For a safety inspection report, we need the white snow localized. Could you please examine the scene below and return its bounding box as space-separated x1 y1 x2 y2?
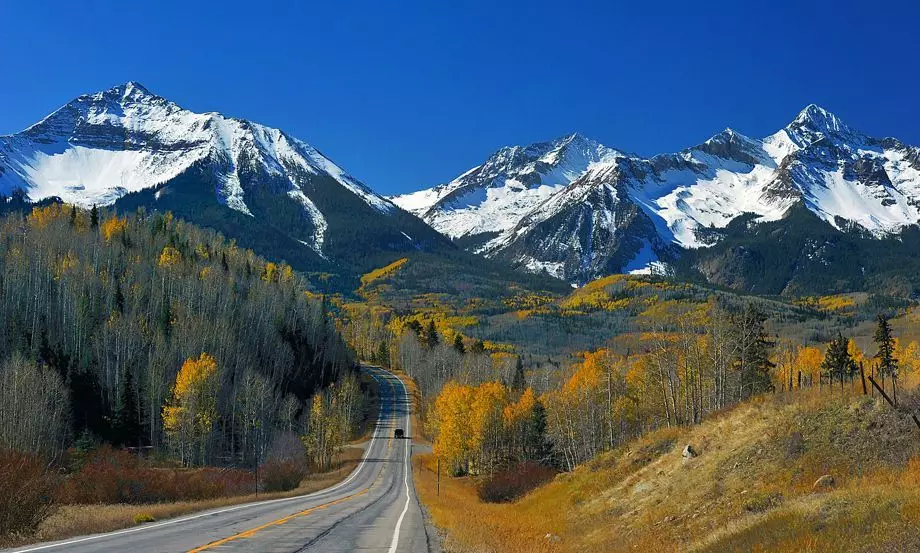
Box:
397 105 920 282
0 82 398 231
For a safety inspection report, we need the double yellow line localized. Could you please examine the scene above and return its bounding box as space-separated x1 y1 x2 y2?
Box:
187 371 399 552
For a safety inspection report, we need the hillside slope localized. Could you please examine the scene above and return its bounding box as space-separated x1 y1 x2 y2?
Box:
416 389 920 552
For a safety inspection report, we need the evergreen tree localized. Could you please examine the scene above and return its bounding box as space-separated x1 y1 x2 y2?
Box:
471 339 486 354
821 333 857 388
452 334 465 354
375 340 390 368
525 398 552 464
90 204 99 228
874 314 897 379
874 313 899 402
405 320 423 338
730 304 775 398
510 356 526 392
424 321 439 349
112 371 141 446
69 204 77 227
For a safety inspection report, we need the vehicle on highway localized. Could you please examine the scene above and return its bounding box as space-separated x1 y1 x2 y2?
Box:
394 428 405 439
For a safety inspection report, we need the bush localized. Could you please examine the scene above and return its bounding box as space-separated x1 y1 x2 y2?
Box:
260 459 306 492
58 446 255 504
477 462 557 503
0 449 59 536
133 513 156 524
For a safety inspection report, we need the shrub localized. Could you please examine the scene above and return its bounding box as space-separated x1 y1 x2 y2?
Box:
133 513 156 524
477 462 557 503
0 449 59 536
58 446 255 504
260 459 305 492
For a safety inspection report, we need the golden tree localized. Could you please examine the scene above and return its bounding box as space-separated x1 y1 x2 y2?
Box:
163 353 218 466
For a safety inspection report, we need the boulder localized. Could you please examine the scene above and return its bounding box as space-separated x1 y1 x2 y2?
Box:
682 444 698 459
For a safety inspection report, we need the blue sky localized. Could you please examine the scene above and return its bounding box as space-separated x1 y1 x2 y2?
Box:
2 0 918 195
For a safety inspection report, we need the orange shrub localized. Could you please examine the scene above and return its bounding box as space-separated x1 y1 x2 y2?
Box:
0 449 59 536
58 446 255 504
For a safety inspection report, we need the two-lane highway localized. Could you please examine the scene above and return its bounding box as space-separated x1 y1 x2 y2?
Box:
5 367 432 553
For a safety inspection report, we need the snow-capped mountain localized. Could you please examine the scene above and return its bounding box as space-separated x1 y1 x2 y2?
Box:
0 82 449 269
394 105 920 285
392 133 625 248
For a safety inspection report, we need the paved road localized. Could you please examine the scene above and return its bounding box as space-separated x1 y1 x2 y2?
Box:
6 367 433 553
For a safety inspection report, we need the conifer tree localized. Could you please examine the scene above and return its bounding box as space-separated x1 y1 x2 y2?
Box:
90 204 99 228
425 321 439 349
453 334 465 354
874 314 898 402
821 333 856 389
510 356 526 393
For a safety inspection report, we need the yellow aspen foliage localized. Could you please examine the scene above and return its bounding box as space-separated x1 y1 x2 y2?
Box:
162 353 218 465
158 246 182 268
360 257 408 286
53 251 78 280
430 381 475 472
280 263 294 283
28 204 68 228
101 216 128 241
848 339 866 366
795 346 824 383
262 262 278 282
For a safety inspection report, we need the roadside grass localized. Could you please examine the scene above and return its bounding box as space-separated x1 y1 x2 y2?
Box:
0 447 364 549
417 386 920 552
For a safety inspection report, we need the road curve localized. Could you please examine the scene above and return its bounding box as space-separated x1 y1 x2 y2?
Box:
4 367 433 553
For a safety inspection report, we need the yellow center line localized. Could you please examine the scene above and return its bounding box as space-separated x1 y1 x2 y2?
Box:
186 486 371 552
187 371 399 552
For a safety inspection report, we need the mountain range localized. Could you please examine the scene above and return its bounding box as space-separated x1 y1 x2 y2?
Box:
393 106 920 291
3 82 920 295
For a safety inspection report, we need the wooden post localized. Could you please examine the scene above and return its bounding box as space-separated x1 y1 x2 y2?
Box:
860 362 867 395
868 376 895 408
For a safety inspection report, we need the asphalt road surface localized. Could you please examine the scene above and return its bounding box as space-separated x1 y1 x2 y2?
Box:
5 367 434 553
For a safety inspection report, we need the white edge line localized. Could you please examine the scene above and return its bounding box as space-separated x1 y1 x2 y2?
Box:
7 367 389 553
387 372 412 553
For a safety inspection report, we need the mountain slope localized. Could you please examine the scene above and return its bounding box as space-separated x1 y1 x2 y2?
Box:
0 82 452 276
395 105 920 289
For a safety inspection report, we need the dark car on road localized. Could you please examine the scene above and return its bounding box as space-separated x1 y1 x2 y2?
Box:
394 428 405 439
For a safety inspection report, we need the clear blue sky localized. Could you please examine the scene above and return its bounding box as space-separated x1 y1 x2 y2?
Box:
2 0 918 195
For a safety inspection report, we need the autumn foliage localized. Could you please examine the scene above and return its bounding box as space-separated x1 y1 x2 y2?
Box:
163 353 218 466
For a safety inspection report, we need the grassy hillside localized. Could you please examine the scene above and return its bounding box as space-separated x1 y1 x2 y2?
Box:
416 386 920 552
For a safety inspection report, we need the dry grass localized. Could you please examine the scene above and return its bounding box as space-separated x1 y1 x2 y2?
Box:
0 447 364 549
418 387 920 553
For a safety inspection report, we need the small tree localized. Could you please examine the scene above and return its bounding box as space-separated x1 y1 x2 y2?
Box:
874 314 899 403
90 204 99 229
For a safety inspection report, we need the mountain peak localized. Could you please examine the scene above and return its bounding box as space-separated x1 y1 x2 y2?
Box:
789 104 849 135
